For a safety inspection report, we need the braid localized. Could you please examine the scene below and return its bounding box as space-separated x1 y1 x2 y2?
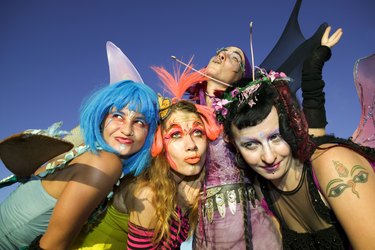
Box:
240 169 252 250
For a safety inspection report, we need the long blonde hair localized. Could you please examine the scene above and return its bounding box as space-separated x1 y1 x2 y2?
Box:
135 153 199 244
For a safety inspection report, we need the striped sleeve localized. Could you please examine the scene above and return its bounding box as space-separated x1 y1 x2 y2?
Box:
127 207 190 250
127 222 156 250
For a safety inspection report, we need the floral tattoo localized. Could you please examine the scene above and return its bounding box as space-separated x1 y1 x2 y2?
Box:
325 160 369 199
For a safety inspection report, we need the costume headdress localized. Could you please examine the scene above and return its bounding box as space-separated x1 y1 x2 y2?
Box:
213 68 290 123
80 41 159 176
151 61 221 157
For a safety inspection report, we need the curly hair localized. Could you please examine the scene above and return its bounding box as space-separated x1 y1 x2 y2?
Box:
134 154 199 245
131 100 217 245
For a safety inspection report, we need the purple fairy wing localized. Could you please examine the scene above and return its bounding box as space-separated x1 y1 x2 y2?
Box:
106 41 144 84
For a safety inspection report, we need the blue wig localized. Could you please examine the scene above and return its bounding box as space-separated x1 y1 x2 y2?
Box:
79 80 159 176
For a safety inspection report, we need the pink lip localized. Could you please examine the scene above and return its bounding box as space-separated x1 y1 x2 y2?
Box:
115 137 133 144
184 156 201 165
263 162 280 173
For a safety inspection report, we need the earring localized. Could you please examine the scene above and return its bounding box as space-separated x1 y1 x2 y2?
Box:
235 152 247 169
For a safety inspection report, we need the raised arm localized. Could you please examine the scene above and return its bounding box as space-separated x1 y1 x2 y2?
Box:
302 26 343 137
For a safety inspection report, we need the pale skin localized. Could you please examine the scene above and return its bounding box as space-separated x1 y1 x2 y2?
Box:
123 110 207 229
233 106 375 249
35 108 148 249
205 26 343 137
311 146 375 249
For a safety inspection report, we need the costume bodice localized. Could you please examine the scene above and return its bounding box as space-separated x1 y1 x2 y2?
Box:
205 135 250 187
352 53 375 147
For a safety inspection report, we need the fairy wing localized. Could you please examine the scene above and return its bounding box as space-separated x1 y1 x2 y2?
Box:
260 0 327 93
0 122 73 182
106 41 144 84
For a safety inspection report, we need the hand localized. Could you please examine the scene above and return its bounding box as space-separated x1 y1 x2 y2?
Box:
176 171 204 212
321 26 343 48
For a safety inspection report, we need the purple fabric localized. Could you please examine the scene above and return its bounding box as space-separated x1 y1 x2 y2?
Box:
242 50 252 79
204 136 248 187
193 136 281 249
351 53 375 148
194 202 282 249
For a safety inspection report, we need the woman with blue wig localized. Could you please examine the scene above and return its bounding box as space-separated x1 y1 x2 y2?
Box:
0 80 159 249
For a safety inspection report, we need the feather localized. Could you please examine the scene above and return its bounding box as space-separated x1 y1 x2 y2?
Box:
151 59 207 99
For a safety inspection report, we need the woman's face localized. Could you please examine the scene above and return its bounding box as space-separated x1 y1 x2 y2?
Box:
102 106 148 156
162 110 208 177
231 106 293 181
206 46 245 87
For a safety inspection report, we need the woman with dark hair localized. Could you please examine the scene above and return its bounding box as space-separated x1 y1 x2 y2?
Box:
215 68 375 249
188 20 342 250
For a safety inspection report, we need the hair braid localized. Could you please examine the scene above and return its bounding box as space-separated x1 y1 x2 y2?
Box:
240 169 252 250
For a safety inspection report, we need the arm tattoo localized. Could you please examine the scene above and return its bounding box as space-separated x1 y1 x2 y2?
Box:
325 160 369 199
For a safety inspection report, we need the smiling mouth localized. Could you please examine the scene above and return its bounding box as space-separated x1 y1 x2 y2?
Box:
264 163 280 173
184 157 201 164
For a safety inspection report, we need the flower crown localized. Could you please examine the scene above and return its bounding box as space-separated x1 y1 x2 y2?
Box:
212 69 290 123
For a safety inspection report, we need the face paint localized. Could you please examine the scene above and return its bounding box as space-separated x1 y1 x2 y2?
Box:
162 111 208 177
102 107 149 157
232 107 293 182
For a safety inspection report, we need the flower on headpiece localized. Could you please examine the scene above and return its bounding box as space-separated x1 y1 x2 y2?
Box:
212 97 232 122
267 70 287 82
213 68 290 123
238 82 261 106
231 88 239 97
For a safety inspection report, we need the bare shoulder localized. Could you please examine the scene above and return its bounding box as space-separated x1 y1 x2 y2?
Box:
128 184 155 210
311 145 375 248
127 182 157 228
312 144 371 173
69 150 123 186
73 150 122 174
311 143 374 198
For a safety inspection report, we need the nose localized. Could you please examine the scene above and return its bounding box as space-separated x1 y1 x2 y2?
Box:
120 121 134 136
185 135 198 151
217 50 227 61
261 144 276 165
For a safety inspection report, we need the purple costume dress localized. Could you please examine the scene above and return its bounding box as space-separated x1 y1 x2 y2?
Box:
193 135 282 249
351 53 375 148
189 2 329 248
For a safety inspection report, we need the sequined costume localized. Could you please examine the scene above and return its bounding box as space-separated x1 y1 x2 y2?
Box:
351 53 375 148
193 136 282 249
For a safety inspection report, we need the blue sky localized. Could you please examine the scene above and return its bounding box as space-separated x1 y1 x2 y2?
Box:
0 0 374 204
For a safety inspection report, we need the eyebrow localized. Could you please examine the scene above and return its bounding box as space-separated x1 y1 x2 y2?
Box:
112 110 146 120
232 50 244 63
239 129 279 142
165 120 204 133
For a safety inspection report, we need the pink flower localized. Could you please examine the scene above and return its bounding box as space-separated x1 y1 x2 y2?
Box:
267 70 286 82
231 88 239 97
